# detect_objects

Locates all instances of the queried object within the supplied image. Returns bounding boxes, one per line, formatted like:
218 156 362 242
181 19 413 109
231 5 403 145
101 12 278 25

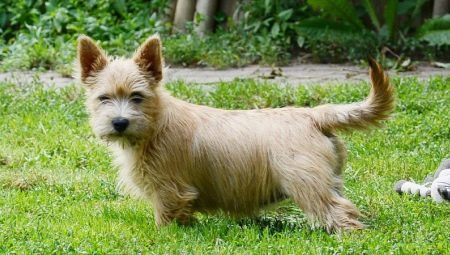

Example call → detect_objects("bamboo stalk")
219 0 238 28
432 0 449 17
173 0 196 32
195 0 219 35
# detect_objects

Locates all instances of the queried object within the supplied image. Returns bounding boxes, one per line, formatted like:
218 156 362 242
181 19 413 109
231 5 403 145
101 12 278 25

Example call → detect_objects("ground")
1 63 450 88
0 66 449 254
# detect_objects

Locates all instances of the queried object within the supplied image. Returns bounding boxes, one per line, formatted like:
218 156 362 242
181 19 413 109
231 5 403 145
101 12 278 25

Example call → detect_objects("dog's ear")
133 34 163 83
77 35 108 83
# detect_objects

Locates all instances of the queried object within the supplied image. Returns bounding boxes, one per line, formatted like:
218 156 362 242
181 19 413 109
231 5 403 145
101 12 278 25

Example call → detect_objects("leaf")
384 0 398 39
418 14 450 33
417 14 450 46
296 17 371 42
264 0 271 15
419 30 450 46
112 0 127 17
361 0 380 31
297 36 305 47
398 0 427 19
278 9 293 21
298 17 360 33
271 22 280 37
432 62 450 68
401 58 411 68
411 0 427 19
307 0 364 29
397 0 428 33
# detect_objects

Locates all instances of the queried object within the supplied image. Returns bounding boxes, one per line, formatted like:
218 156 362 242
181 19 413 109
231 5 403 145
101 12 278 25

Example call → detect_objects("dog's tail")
312 58 395 132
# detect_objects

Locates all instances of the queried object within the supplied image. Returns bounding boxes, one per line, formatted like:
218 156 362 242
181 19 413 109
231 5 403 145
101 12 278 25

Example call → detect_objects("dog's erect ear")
77 35 108 83
133 35 163 83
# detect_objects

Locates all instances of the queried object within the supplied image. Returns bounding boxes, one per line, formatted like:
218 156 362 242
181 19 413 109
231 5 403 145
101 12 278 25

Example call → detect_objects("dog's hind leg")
277 159 363 233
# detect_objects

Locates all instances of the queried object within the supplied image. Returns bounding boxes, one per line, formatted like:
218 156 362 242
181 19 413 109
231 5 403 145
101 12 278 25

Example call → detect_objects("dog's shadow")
235 204 314 235
103 202 318 236
237 214 308 235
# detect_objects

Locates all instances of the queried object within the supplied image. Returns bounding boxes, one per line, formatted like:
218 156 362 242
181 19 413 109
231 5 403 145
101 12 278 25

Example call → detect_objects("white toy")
394 158 450 203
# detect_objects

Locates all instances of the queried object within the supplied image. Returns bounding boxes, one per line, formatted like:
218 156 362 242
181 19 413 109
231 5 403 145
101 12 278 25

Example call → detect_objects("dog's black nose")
112 117 129 133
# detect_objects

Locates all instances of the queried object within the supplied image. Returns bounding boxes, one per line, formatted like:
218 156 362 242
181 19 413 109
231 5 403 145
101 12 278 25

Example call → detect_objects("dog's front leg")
151 186 198 227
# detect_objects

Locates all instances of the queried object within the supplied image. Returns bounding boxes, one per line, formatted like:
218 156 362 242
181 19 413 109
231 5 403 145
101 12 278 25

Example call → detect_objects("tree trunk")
195 0 219 35
432 0 449 17
173 0 196 32
219 0 238 28
220 0 237 18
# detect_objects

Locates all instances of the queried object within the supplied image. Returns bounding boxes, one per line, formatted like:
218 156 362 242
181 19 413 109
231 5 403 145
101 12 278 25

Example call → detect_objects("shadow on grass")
235 204 320 235
102 202 323 236
238 214 310 235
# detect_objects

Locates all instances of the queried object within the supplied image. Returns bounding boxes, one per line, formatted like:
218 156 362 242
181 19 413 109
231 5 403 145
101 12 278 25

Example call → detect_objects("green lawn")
0 77 449 254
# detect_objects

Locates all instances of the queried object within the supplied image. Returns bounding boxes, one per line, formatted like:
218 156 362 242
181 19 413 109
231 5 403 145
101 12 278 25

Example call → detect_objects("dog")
76 34 394 233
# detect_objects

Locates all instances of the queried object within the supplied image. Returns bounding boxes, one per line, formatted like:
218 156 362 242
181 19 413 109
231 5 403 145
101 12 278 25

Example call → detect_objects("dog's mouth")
100 132 141 147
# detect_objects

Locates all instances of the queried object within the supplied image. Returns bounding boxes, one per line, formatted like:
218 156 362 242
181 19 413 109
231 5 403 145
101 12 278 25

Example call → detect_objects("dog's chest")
113 146 155 197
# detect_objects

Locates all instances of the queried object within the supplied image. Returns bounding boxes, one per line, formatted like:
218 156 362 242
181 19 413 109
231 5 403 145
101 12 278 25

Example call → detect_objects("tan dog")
76 34 394 233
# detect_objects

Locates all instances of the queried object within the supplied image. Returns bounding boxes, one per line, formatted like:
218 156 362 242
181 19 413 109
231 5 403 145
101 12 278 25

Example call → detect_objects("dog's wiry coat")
76 35 395 232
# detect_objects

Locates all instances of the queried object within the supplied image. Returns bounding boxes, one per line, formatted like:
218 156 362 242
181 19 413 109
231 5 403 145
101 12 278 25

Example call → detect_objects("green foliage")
297 0 378 62
296 17 377 62
239 0 377 63
163 31 288 68
0 0 169 42
0 0 169 71
242 0 301 44
0 0 294 70
1 77 450 253
362 0 381 31
305 0 397 40
384 0 399 39
397 0 428 33
307 0 364 29
0 0 448 70
417 14 450 46
298 0 449 62
237 0 314 64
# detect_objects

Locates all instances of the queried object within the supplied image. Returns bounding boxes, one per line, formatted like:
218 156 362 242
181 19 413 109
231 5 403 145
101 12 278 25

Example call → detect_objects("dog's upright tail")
312 58 395 132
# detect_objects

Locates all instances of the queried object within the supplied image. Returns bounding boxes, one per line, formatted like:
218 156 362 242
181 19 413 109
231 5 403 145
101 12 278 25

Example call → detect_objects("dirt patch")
1 64 449 88
1 172 49 191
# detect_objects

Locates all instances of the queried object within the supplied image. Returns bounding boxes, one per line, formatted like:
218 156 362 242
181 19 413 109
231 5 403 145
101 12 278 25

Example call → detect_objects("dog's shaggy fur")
77 35 394 232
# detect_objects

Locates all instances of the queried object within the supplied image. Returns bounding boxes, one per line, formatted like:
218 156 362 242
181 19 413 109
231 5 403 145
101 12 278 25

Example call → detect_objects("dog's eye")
131 97 143 104
130 92 144 104
98 95 110 103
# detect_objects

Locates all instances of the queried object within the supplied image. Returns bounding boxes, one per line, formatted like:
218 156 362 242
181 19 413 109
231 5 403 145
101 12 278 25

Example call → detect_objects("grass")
0 77 449 254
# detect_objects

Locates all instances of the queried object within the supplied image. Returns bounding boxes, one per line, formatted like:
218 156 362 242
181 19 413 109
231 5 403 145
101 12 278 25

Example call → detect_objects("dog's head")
76 35 163 145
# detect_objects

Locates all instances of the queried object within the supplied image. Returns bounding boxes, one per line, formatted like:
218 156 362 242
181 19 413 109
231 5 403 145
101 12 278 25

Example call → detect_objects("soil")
0 63 449 88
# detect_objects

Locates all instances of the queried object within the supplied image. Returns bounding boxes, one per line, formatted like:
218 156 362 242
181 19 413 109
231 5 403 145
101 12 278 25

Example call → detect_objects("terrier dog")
76 34 394 233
